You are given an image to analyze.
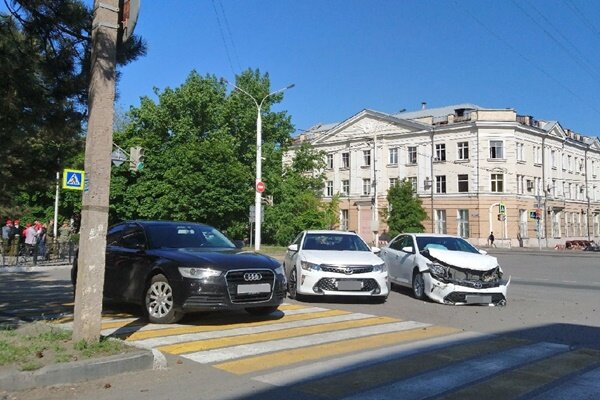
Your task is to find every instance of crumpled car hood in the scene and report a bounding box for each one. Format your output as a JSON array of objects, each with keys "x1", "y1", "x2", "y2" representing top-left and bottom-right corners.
[{"x1": 425, "y1": 248, "x2": 498, "y2": 271}]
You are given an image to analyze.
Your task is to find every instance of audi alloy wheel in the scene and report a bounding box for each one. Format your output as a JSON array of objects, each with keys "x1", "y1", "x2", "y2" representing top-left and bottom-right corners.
[{"x1": 144, "y1": 274, "x2": 182, "y2": 324}]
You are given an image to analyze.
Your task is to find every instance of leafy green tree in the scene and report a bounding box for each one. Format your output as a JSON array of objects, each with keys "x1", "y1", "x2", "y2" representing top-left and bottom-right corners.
[
  {"x1": 263, "y1": 142, "x2": 338, "y2": 245},
  {"x1": 385, "y1": 179, "x2": 427, "y2": 236},
  {"x1": 110, "y1": 70, "x2": 295, "y2": 238},
  {"x1": 0, "y1": 1, "x2": 145, "y2": 212}
]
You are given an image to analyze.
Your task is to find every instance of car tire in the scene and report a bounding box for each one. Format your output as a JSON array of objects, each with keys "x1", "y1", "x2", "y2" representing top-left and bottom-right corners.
[
  {"x1": 287, "y1": 268, "x2": 303, "y2": 301},
  {"x1": 412, "y1": 271, "x2": 426, "y2": 300},
  {"x1": 144, "y1": 274, "x2": 183, "y2": 324},
  {"x1": 245, "y1": 306, "x2": 279, "y2": 316}
]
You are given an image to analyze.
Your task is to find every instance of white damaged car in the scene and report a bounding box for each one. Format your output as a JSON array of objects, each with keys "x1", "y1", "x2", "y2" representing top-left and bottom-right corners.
[
  {"x1": 283, "y1": 230, "x2": 389, "y2": 301},
  {"x1": 380, "y1": 233, "x2": 509, "y2": 305}
]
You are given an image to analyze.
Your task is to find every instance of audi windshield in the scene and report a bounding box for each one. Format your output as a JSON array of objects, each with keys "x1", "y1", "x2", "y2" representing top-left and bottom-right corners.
[{"x1": 145, "y1": 224, "x2": 236, "y2": 250}]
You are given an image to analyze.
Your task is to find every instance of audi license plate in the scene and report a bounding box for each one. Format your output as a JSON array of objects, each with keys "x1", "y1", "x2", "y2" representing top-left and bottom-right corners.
[
  {"x1": 465, "y1": 295, "x2": 492, "y2": 304},
  {"x1": 237, "y1": 283, "x2": 271, "y2": 294},
  {"x1": 337, "y1": 280, "x2": 362, "y2": 291}
]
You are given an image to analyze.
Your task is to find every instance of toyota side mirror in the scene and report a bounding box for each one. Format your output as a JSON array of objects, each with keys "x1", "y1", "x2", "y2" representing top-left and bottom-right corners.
[{"x1": 287, "y1": 244, "x2": 298, "y2": 252}]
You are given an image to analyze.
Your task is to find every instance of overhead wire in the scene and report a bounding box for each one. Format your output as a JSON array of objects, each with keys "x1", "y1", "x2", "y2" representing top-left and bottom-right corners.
[{"x1": 211, "y1": 0, "x2": 236, "y2": 76}]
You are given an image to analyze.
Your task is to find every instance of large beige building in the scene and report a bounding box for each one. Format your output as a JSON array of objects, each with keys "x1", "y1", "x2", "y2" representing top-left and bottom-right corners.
[{"x1": 285, "y1": 104, "x2": 600, "y2": 248}]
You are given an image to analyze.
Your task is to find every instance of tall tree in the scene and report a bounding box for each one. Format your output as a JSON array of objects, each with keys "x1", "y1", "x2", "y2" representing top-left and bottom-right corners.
[
  {"x1": 0, "y1": 0, "x2": 146, "y2": 211},
  {"x1": 110, "y1": 70, "x2": 295, "y2": 234},
  {"x1": 385, "y1": 179, "x2": 427, "y2": 236}
]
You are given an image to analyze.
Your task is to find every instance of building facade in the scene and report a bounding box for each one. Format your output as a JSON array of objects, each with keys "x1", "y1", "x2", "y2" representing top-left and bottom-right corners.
[{"x1": 285, "y1": 104, "x2": 600, "y2": 248}]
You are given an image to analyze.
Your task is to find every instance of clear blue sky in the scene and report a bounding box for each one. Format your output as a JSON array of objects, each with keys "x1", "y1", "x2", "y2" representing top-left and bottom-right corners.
[{"x1": 13, "y1": 1, "x2": 600, "y2": 137}]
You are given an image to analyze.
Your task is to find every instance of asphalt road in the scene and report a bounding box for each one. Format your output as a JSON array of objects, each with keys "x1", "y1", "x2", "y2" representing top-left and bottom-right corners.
[{"x1": 1, "y1": 250, "x2": 599, "y2": 400}]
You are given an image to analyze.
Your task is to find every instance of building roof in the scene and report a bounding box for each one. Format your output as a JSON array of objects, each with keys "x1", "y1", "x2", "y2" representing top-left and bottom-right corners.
[{"x1": 391, "y1": 103, "x2": 484, "y2": 120}]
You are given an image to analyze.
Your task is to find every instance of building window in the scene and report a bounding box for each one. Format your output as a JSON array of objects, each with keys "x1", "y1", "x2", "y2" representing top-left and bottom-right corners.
[
  {"x1": 340, "y1": 209, "x2": 349, "y2": 231},
  {"x1": 435, "y1": 143, "x2": 446, "y2": 161},
  {"x1": 491, "y1": 174, "x2": 504, "y2": 192},
  {"x1": 326, "y1": 154, "x2": 334, "y2": 169},
  {"x1": 435, "y1": 175, "x2": 446, "y2": 193},
  {"x1": 362, "y1": 178, "x2": 371, "y2": 195},
  {"x1": 516, "y1": 142, "x2": 524, "y2": 162},
  {"x1": 434, "y1": 210, "x2": 447, "y2": 234},
  {"x1": 341, "y1": 152, "x2": 350, "y2": 169},
  {"x1": 389, "y1": 178, "x2": 398, "y2": 189},
  {"x1": 516, "y1": 175, "x2": 523, "y2": 194},
  {"x1": 388, "y1": 148, "x2": 398, "y2": 165},
  {"x1": 363, "y1": 150, "x2": 371, "y2": 166},
  {"x1": 326, "y1": 181, "x2": 334, "y2": 197},
  {"x1": 568, "y1": 155, "x2": 573, "y2": 172},
  {"x1": 553, "y1": 212, "x2": 561, "y2": 238},
  {"x1": 407, "y1": 146, "x2": 417, "y2": 164},
  {"x1": 457, "y1": 209, "x2": 469, "y2": 238},
  {"x1": 457, "y1": 142, "x2": 469, "y2": 160},
  {"x1": 341, "y1": 180, "x2": 349, "y2": 196},
  {"x1": 533, "y1": 146, "x2": 542, "y2": 164},
  {"x1": 551, "y1": 150, "x2": 557, "y2": 169},
  {"x1": 458, "y1": 174, "x2": 469, "y2": 193},
  {"x1": 408, "y1": 177, "x2": 417, "y2": 193},
  {"x1": 490, "y1": 140, "x2": 504, "y2": 159}
]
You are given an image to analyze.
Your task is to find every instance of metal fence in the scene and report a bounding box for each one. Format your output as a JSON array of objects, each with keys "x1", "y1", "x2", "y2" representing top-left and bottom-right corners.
[{"x1": 0, "y1": 240, "x2": 76, "y2": 267}]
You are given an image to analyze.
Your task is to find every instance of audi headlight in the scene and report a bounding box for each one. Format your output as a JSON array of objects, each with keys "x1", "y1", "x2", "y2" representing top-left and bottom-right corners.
[
  {"x1": 178, "y1": 267, "x2": 222, "y2": 279},
  {"x1": 372, "y1": 263, "x2": 387, "y2": 273},
  {"x1": 301, "y1": 261, "x2": 321, "y2": 271},
  {"x1": 426, "y1": 262, "x2": 447, "y2": 277}
]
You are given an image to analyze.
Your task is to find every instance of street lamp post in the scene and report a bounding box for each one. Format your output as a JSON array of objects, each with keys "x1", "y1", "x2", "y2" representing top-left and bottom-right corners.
[{"x1": 225, "y1": 80, "x2": 294, "y2": 251}]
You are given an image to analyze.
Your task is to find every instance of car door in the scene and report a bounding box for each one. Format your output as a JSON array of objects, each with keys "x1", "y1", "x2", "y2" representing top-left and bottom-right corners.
[
  {"x1": 106, "y1": 224, "x2": 150, "y2": 301},
  {"x1": 104, "y1": 224, "x2": 127, "y2": 299},
  {"x1": 382, "y1": 236, "x2": 403, "y2": 283},
  {"x1": 284, "y1": 232, "x2": 304, "y2": 278},
  {"x1": 397, "y1": 235, "x2": 418, "y2": 284}
]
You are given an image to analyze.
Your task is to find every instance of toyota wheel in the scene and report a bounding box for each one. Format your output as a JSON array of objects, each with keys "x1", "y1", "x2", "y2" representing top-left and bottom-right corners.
[{"x1": 412, "y1": 271, "x2": 426, "y2": 300}]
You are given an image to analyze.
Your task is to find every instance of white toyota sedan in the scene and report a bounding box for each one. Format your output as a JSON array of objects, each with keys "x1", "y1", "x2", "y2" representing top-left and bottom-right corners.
[
  {"x1": 283, "y1": 230, "x2": 389, "y2": 301},
  {"x1": 380, "y1": 233, "x2": 509, "y2": 306}
]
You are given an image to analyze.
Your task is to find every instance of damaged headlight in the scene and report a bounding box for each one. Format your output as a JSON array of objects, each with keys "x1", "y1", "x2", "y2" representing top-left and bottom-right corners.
[{"x1": 426, "y1": 262, "x2": 448, "y2": 278}]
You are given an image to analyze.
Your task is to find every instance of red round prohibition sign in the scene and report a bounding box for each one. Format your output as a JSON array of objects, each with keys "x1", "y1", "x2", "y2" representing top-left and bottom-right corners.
[{"x1": 256, "y1": 181, "x2": 265, "y2": 193}]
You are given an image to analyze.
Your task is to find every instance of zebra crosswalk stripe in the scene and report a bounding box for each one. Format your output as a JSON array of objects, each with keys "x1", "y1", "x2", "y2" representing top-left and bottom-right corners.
[{"x1": 182, "y1": 320, "x2": 430, "y2": 364}]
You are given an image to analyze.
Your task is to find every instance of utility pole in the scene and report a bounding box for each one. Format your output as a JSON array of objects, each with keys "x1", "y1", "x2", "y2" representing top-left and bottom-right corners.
[{"x1": 72, "y1": 0, "x2": 119, "y2": 343}]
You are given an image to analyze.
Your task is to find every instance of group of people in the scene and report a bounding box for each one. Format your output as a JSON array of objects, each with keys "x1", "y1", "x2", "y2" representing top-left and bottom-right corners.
[{"x1": 1, "y1": 218, "x2": 73, "y2": 259}]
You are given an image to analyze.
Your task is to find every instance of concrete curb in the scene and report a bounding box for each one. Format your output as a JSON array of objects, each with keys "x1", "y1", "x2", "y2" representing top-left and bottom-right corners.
[
  {"x1": 0, "y1": 349, "x2": 158, "y2": 392},
  {"x1": 1, "y1": 264, "x2": 71, "y2": 273}
]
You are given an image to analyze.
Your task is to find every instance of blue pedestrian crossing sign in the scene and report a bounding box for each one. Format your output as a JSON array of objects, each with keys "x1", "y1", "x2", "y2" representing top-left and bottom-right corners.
[{"x1": 62, "y1": 169, "x2": 85, "y2": 191}]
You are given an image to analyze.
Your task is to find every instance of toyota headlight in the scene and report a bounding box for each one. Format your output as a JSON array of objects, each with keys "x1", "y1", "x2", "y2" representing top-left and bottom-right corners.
[
  {"x1": 372, "y1": 263, "x2": 387, "y2": 273},
  {"x1": 179, "y1": 267, "x2": 222, "y2": 279},
  {"x1": 426, "y1": 262, "x2": 447, "y2": 278},
  {"x1": 301, "y1": 261, "x2": 321, "y2": 271}
]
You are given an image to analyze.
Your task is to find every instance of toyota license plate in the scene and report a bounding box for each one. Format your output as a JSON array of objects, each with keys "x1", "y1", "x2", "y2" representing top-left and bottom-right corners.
[
  {"x1": 237, "y1": 283, "x2": 271, "y2": 294},
  {"x1": 337, "y1": 280, "x2": 363, "y2": 291},
  {"x1": 466, "y1": 295, "x2": 492, "y2": 304}
]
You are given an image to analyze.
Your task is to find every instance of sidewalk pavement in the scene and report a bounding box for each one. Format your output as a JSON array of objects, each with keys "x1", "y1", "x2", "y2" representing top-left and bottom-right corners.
[{"x1": 0, "y1": 264, "x2": 165, "y2": 393}]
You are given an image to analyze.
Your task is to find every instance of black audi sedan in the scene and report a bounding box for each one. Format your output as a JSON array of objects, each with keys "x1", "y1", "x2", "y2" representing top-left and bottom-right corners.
[{"x1": 71, "y1": 220, "x2": 286, "y2": 324}]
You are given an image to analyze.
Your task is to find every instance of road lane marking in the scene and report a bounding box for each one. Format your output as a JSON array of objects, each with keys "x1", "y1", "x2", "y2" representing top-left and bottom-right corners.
[
  {"x1": 159, "y1": 316, "x2": 400, "y2": 354},
  {"x1": 132, "y1": 312, "x2": 377, "y2": 349},
  {"x1": 120, "y1": 309, "x2": 351, "y2": 341},
  {"x1": 182, "y1": 320, "x2": 431, "y2": 364},
  {"x1": 438, "y1": 348, "x2": 600, "y2": 400},
  {"x1": 215, "y1": 325, "x2": 461, "y2": 375},
  {"x1": 339, "y1": 342, "x2": 569, "y2": 400}
]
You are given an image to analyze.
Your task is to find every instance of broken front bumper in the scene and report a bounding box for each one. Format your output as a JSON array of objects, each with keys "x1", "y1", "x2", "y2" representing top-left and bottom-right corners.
[{"x1": 423, "y1": 274, "x2": 510, "y2": 305}]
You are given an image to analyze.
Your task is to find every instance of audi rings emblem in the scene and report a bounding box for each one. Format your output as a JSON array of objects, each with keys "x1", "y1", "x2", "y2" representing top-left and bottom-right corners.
[
  {"x1": 244, "y1": 272, "x2": 263, "y2": 281},
  {"x1": 473, "y1": 281, "x2": 483, "y2": 289}
]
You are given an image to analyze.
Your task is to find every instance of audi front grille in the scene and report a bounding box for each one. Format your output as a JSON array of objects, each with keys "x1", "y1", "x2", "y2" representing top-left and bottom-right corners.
[{"x1": 225, "y1": 269, "x2": 275, "y2": 303}]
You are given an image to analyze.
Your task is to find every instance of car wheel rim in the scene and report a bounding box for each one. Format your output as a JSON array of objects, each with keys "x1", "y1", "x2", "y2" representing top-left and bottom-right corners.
[
  {"x1": 147, "y1": 281, "x2": 173, "y2": 318},
  {"x1": 289, "y1": 269, "x2": 297, "y2": 297},
  {"x1": 414, "y1": 274, "x2": 424, "y2": 297}
]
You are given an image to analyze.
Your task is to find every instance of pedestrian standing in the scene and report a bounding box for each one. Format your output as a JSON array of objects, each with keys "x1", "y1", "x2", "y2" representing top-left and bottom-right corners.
[
  {"x1": 488, "y1": 231, "x2": 496, "y2": 247},
  {"x1": 37, "y1": 224, "x2": 48, "y2": 260}
]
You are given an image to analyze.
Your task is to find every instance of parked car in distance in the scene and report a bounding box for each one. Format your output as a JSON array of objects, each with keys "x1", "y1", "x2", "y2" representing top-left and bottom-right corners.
[
  {"x1": 72, "y1": 220, "x2": 286, "y2": 323},
  {"x1": 380, "y1": 233, "x2": 509, "y2": 306},
  {"x1": 283, "y1": 230, "x2": 389, "y2": 301}
]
